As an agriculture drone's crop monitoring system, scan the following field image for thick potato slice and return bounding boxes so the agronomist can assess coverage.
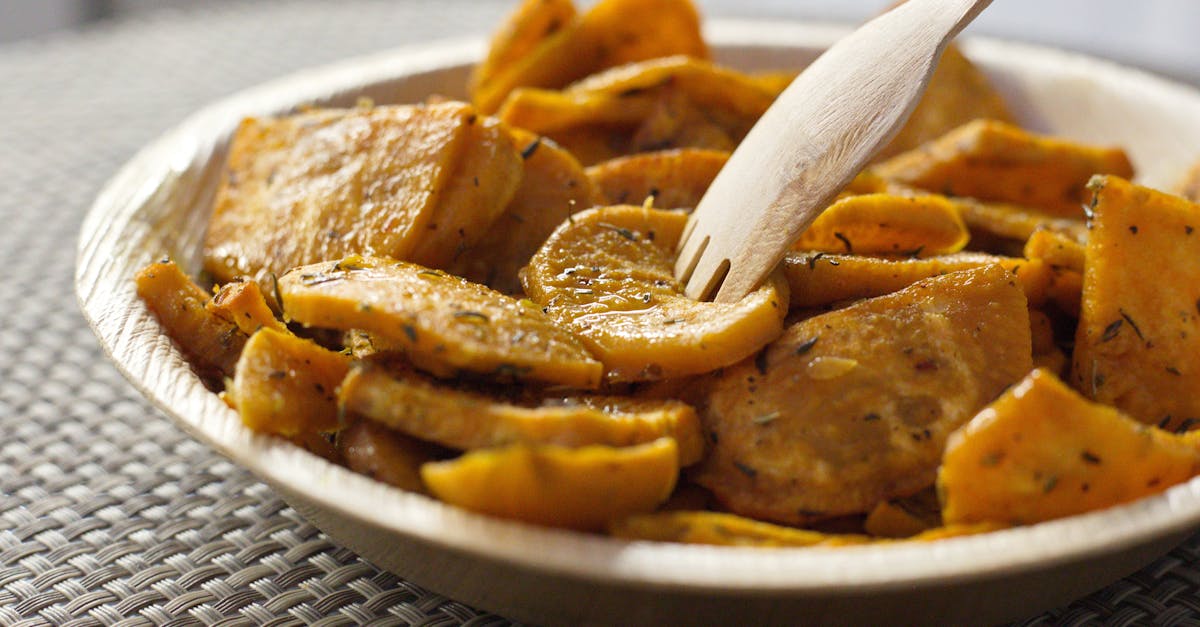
[588,149,729,209]
[875,120,1134,217]
[203,103,521,287]
[1023,227,1086,272]
[940,368,1200,525]
[499,88,660,136]
[447,129,595,294]
[337,417,439,493]
[523,205,789,381]
[135,260,246,382]
[340,364,704,465]
[468,0,577,108]
[782,251,1052,309]
[472,0,708,115]
[876,44,1015,161]
[953,197,1087,253]
[1176,159,1200,203]
[279,256,601,388]
[228,328,350,437]
[693,265,1032,524]
[1072,176,1200,429]
[421,438,679,530]
[206,278,288,335]
[793,193,969,256]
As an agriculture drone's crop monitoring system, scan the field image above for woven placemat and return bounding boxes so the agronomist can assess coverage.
[3,1,1200,624]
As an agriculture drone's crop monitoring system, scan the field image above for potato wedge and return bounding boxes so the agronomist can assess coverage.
[279,256,602,388]
[227,328,350,437]
[340,364,704,465]
[421,438,679,530]
[337,417,439,493]
[793,193,969,256]
[1023,227,1086,272]
[875,119,1134,217]
[206,278,288,335]
[782,251,1051,309]
[523,205,789,382]
[693,265,1032,524]
[940,368,1200,525]
[203,103,521,287]
[587,149,728,208]
[135,260,246,382]
[448,129,595,294]
[1072,176,1200,429]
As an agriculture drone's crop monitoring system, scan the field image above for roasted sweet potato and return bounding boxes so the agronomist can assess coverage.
[1072,176,1200,429]
[279,256,601,388]
[469,0,578,111]
[135,260,246,382]
[793,193,969,256]
[940,368,1200,525]
[337,417,440,493]
[693,265,1032,524]
[227,328,350,437]
[206,278,287,335]
[523,205,788,382]
[875,120,1134,217]
[421,438,679,530]
[340,364,704,465]
[1023,227,1086,273]
[587,149,729,208]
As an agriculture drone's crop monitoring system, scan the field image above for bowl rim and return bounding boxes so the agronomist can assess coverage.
[76,17,1200,596]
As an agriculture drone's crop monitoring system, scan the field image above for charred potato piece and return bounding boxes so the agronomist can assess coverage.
[1072,176,1200,429]
[421,438,679,530]
[523,205,788,382]
[875,119,1134,217]
[135,260,246,382]
[279,256,601,388]
[693,265,1032,524]
[340,364,704,466]
[587,148,729,208]
[794,193,969,256]
[940,368,1200,525]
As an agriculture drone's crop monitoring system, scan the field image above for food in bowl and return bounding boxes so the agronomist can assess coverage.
[133,0,1200,545]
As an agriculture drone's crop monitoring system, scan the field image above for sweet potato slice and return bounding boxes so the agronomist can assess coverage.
[793,193,969,256]
[1072,176,1200,429]
[421,438,679,530]
[206,278,288,335]
[876,44,1015,161]
[1176,159,1200,203]
[337,417,439,494]
[227,328,350,437]
[1023,227,1085,272]
[203,103,520,287]
[469,0,578,110]
[693,265,1032,524]
[875,119,1134,217]
[782,251,1051,309]
[135,260,246,382]
[953,197,1087,252]
[340,364,704,465]
[523,206,789,382]
[447,129,595,294]
[940,368,1200,525]
[587,149,728,208]
[279,256,601,388]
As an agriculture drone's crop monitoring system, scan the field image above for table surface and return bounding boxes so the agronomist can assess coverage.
[5,1,1200,625]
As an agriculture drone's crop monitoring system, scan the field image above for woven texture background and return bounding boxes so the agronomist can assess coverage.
[3,1,1200,624]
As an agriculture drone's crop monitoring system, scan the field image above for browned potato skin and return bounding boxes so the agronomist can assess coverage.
[1072,176,1200,430]
[693,265,1032,525]
[203,103,520,289]
[338,417,437,494]
[135,260,246,382]
[587,148,729,209]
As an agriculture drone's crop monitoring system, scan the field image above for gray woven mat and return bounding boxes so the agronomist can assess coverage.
[3,1,1200,624]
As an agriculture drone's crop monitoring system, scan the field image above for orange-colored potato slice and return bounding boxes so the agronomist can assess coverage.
[135,260,246,382]
[1175,159,1200,203]
[227,328,350,437]
[203,103,520,287]
[337,417,439,493]
[1023,227,1086,272]
[523,205,789,381]
[876,45,1015,161]
[279,256,601,388]
[340,364,704,465]
[206,278,288,335]
[587,148,729,208]
[469,0,578,108]
[693,265,1032,524]
[940,368,1200,525]
[875,119,1134,217]
[1072,176,1200,429]
[953,197,1087,252]
[782,251,1051,309]
[421,438,679,530]
[448,129,595,294]
[793,193,969,256]
[499,87,660,135]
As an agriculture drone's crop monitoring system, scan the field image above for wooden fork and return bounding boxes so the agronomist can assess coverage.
[674,0,993,302]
